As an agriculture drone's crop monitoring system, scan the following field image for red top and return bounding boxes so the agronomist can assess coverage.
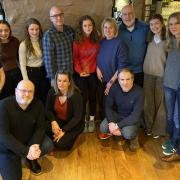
[73,37,100,74]
[54,97,68,121]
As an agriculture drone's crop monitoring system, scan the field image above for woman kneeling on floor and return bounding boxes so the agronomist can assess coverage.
[46,70,84,150]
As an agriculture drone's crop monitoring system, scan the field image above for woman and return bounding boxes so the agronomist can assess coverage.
[0,20,21,99]
[73,15,100,133]
[19,18,49,103]
[96,17,127,121]
[143,14,167,138]
[162,12,180,162]
[46,70,84,150]
[0,63,5,92]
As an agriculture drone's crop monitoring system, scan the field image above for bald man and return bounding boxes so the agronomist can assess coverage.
[0,80,53,180]
[43,6,74,87]
[119,5,149,87]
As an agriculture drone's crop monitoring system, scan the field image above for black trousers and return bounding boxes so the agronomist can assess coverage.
[0,136,53,180]
[134,72,144,88]
[73,73,98,119]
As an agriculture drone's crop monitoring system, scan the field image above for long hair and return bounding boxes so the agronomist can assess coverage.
[0,20,12,57]
[54,70,80,98]
[74,15,100,43]
[166,12,180,51]
[24,18,43,56]
[147,14,166,42]
[101,17,118,38]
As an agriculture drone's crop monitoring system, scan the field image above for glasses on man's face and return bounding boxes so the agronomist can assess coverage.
[50,13,64,18]
[17,88,34,94]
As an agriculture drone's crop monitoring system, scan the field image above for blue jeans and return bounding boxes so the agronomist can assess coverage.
[100,118,140,140]
[164,86,180,153]
[0,135,53,180]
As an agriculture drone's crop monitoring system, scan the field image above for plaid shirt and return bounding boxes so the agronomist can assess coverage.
[43,25,74,79]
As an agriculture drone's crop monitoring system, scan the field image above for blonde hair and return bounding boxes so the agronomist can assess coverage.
[101,17,118,38]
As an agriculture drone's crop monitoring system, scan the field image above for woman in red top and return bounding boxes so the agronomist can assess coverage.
[73,15,100,132]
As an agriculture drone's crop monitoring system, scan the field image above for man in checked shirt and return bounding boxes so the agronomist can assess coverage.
[43,6,74,87]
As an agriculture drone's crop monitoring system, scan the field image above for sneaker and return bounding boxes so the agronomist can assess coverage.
[162,140,172,150]
[161,152,180,162]
[99,133,112,140]
[128,136,140,152]
[153,135,160,139]
[88,120,95,133]
[163,147,176,156]
[83,121,89,133]
[27,159,42,175]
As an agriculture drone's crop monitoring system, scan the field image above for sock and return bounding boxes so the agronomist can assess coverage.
[89,116,94,121]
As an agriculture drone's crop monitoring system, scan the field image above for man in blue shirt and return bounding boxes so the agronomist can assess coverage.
[43,6,74,87]
[119,5,149,87]
[99,68,144,152]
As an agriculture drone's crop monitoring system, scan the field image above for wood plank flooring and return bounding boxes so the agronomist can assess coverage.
[22,128,180,180]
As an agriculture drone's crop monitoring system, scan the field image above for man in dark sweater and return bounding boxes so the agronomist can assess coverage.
[0,80,53,180]
[99,68,144,151]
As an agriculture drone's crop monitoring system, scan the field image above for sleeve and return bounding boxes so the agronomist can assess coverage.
[19,41,29,80]
[45,88,58,122]
[0,103,29,157]
[28,101,46,145]
[61,92,83,132]
[117,39,128,70]
[117,89,144,128]
[105,85,117,123]
[73,41,83,74]
[42,32,57,79]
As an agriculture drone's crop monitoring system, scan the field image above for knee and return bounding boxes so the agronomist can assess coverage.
[121,127,139,140]
[41,136,54,155]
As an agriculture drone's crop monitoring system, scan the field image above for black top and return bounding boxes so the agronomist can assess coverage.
[0,96,46,157]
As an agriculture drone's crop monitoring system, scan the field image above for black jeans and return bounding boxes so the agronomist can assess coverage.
[0,136,53,180]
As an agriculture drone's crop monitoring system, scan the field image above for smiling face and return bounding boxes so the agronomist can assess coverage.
[168,17,180,38]
[103,22,115,39]
[28,23,40,39]
[150,18,163,36]
[0,23,10,43]
[57,74,70,94]
[121,5,135,28]
[50,6,64,30]
[82,19,93,37]
[118,71,134,92]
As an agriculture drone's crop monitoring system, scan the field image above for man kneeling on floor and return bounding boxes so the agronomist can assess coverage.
[0,80,53,180]
[99,68,144,151]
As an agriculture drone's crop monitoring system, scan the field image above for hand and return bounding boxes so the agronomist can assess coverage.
[96,67,103,82]
[104,80,114,96]
[80,72,90,77]
[27,144,41,160]
[51,121,61,136]
[112,128,121,136]
[53,131,65,142]
[108,122,117,134]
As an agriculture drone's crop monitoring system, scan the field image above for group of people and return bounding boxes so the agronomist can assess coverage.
[0,3,179,180]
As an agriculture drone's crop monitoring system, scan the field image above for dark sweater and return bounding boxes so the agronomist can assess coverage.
[105,84,144,128]
[0,96,46,157]
[46,88,84,132]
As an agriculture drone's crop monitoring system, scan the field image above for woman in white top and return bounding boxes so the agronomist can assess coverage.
[19,18,49,103]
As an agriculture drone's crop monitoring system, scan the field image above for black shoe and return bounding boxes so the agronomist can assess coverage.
[27,159,42,175]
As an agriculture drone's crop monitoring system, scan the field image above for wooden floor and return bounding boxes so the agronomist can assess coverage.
[20,128,180,180]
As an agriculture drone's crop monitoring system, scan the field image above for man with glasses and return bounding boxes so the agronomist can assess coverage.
[0,80,53,180]
[99,69,144,152]
[43,6,74,87]
[119,5,149,87]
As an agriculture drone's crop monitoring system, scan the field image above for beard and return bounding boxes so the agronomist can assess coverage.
[16,96,33,107]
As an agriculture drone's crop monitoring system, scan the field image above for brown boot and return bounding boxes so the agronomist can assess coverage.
[128,136,140,152]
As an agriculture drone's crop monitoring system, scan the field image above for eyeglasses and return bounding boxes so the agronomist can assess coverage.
[16,88,34,94]
[50,13,64,18]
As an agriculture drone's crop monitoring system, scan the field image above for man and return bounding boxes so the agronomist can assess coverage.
[99,68,144,152]
[119,5,149,87]
[43,6,74,87]
[0,80,53,180]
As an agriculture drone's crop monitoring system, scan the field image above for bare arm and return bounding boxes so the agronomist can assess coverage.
[0,67,5,92]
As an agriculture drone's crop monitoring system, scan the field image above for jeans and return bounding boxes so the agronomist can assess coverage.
[100,118,140,140]
[0,135,53,180]
[164,86,180,151]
